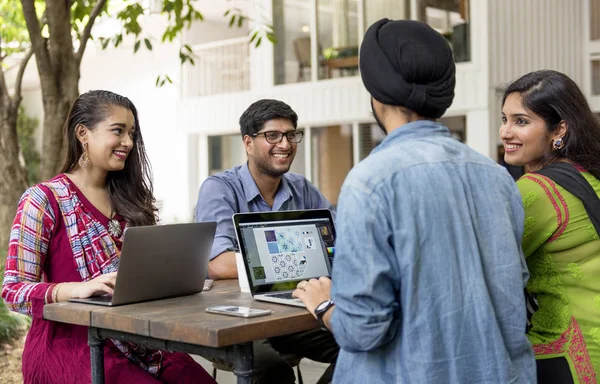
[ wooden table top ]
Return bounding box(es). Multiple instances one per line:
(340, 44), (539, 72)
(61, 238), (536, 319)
(43, 280), (318, 348)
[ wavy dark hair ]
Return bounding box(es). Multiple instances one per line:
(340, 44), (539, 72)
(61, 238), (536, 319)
(502, 70), (600, 180)
(60, 90), (157, 226)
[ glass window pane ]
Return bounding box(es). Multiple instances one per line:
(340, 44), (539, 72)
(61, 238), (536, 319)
(289, 132), (307, 176)
(592, 0), (600, 41)
(593, 60), (600, 95)
(208, 134), (246, 175)
(311, 125), (353, 205)
(358, 123), (386, 161)
(273, 0), (312, 84)
(417, 0), (470, 63)
(365, 0), (410, 27)
(439, 115), (466, 143)
(319, 0), (359, 80)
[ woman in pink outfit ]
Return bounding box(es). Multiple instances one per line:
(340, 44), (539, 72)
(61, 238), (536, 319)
(1, 90), (215, 384)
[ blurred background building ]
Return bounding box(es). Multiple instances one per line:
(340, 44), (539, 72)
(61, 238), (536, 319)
(13, 0), (600, 222)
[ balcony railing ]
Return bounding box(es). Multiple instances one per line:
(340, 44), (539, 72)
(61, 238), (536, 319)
(183, 37), (250, 97)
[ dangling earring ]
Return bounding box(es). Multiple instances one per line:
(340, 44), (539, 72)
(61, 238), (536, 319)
(78, 142), (91, 168)
(552, 137), (565, 150)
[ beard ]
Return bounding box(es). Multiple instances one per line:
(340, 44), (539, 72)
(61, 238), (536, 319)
(253, 155), (293, 178)
(371, 99), (388, 137)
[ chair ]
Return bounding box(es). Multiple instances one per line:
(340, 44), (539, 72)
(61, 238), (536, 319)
(212, 353), (304, 383)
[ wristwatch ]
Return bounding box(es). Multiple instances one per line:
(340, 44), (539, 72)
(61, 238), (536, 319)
(314, 299), (335, 331)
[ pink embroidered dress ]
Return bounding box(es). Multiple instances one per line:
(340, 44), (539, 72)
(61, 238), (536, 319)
(1, 174), (214, 384)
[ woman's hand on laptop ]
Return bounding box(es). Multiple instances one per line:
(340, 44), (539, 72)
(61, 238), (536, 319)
(57, 272), (118, 301)
(292, 277), (332, 316)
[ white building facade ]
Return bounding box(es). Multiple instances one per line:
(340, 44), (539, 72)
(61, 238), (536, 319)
(13, 0), (600, 222)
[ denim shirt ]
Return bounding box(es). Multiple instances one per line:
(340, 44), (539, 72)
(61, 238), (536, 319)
(195, 163), (334, 260)
(329, 121), (536, 383)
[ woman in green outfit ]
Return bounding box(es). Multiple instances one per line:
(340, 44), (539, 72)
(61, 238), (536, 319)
(500, 70), (600, 383)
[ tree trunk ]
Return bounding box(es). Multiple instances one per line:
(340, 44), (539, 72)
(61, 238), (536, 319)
(0, 103), (29, 257)
(40, 94), (77, 180)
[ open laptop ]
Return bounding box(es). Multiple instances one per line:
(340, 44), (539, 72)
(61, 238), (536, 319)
(70, 222), (216, 306)
(233, 209), (335, 307)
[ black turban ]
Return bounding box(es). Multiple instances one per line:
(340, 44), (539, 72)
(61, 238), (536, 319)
(359, 19), (456, 119)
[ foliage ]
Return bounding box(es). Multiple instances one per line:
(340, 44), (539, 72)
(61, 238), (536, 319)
(0, 1), (30, 57)
(17, 107), (41, 186)
(96, 0), (275, 86)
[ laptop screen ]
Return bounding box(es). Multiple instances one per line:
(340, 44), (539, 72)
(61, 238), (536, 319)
(234, 210), (335, 293)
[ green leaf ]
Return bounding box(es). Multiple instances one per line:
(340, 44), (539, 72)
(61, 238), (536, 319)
(165, 75), (173, 84)
(144, 38), (153, 51)
(250, 31), (259, 43)
(229, 15), (235, 28)
(266, 32), (277, 44)
(134, 40), (141, 53)
(155, 76), (161, 86)
(256, 36), (262, 48)
(224, 9), (230, 16)
(183, 44), (193, 54)
(237, 15), (244, 28)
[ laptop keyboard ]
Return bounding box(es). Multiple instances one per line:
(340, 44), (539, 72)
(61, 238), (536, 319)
(265, 292), (295, 300)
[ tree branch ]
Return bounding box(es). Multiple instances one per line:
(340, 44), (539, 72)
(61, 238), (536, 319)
(14, 48), (35, 103)
(0, 66), (9, 101)
(20, 0), (52, 82)
(76, 0), (107, 64)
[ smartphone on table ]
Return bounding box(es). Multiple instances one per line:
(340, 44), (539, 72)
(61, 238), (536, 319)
(206, 305), (272, 318)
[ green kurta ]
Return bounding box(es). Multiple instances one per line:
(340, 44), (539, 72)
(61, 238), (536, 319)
(517, 170), (600, 383)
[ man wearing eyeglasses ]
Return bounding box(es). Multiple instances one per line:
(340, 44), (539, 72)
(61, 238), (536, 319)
(195, 99), (338, 384)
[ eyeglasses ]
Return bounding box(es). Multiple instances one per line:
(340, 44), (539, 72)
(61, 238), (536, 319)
(251, 130), (304, 144)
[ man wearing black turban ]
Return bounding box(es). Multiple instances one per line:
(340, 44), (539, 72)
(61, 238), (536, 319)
(293, 19), (536, 384)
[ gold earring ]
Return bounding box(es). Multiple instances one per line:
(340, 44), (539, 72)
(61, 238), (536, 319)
(78, 142), (91, 168)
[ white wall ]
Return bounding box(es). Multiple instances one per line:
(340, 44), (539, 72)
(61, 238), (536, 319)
(80, 14), (191, 223)
(488, 0), (586, 151)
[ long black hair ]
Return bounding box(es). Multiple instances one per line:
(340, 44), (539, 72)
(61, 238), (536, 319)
(502, 70), (600, 180)
(60, 90), (157, 226)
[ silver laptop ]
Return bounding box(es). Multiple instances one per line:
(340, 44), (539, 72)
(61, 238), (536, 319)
(233, 209), (335, 307)
(70, 222), (216, 306)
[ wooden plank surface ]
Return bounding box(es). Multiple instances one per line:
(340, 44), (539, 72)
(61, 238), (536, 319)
(43, 280), (318, 348)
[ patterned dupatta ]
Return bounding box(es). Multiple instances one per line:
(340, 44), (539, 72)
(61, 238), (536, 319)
(43, 176), (163, 376)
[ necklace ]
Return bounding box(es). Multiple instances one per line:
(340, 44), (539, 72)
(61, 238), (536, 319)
(107, 211), (122, 238)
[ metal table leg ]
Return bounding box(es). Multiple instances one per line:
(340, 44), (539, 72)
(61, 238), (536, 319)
(232, 342), (254, 384)
(88, 327), (105, 384)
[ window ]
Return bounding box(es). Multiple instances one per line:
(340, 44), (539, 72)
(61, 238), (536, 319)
(273, 0), (360, 84)
(311, 125), (353, 204)
(318, 0), (360, 80)
(208, 134), (246, 175)
(417, 0), (470, 63)
(592, 60), (600, 95)
(591, 0), (600, 41)
(358, 123), (386, 161)
(273, 0), (312, 84)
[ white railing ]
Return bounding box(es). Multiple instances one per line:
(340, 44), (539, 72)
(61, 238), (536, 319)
(184, 37), (250, 97)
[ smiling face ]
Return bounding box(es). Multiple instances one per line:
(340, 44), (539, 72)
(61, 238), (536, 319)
(499, 92), (557, 170)
(78, 106), (136, 172)
(244, 118), (297, 178)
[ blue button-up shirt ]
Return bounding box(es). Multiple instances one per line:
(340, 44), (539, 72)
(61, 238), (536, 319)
(330, 121), (536, 383)
(195, 163), (334, 260)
